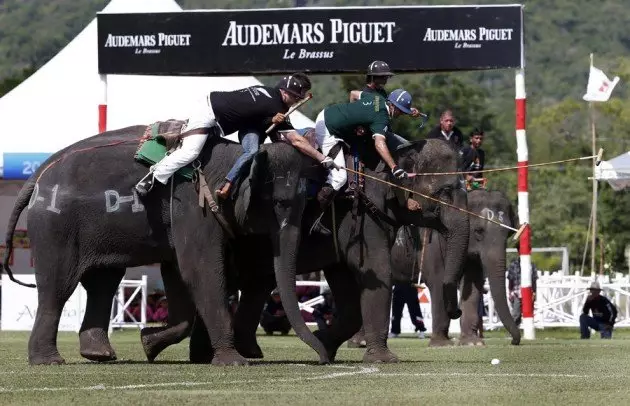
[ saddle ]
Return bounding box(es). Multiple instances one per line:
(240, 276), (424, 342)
(134, 119), (193, 180)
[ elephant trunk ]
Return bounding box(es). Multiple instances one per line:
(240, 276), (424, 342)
(442, 188), (469, 319)
(273, 224), (330, 364)
(484, 253), (521, 345)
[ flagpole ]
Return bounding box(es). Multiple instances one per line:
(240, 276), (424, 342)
(589, 53), (599, 277)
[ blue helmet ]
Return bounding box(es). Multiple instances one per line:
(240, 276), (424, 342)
(387, 89), (413, 114)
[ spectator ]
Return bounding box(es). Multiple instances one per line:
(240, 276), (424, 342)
(461, 128), (486, 187)
(507, 252), (538, 326)
(260, 290), (291, 335)
(313, 289), (336, 331)
(426, 110), (464, 150)
(580, 281), (617, 339)
(389, 282), (427, 338)
(153, 296), (169, 323)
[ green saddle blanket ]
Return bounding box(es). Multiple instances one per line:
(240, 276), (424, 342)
(134, 120), (194, 180)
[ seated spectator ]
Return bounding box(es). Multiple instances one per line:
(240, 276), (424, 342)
(260, 290), (291, 335)
(426, 110), (464, 150)
(153, 296), (169, 323)
(461, 128), (486, 187)
(313, 289), (336, 331)
(580, 281), (617, 339)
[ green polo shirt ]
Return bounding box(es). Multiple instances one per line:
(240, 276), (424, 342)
(324, 95), (390, 142)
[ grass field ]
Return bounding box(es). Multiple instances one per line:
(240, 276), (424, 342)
(1, 328), (629, 405)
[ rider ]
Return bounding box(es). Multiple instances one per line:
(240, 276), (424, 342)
(310, 88), (415, 234)
(349, 60), (423, 150)
(134, 73), (312, 197)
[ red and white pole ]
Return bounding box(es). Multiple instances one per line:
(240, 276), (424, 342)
(98, 74), (108, 133)
(515, 68), (534, 339)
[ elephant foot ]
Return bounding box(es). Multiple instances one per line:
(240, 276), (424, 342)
(429, 337), (454, 347)
(79, 328), (117, 362)
(363, 347), (399, 363)
(236, 341), (264, 359)
(140, 326), (170, 362)
(458, 336), (486, 347)
(211, 349), (249, 366)
(29, 352), (66, 366)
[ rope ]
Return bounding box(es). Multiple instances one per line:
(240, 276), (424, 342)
(35, 138), (144, 182)
(416, 228), (428, 286)
(409, 153), (601, 177)
(332, 201), (340, 263)
(343, 166), (522, 233)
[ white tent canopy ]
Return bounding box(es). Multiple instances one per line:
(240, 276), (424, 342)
(594, 151), (630, 191)
(0, 0), (315, 171)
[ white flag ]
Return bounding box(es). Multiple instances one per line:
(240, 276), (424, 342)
(583, 65), (620, 102)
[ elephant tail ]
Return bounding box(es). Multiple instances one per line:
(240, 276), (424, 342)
(3, 178), (37, 288)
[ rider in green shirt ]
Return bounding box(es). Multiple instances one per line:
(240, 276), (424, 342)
(310, 88), (414, 234)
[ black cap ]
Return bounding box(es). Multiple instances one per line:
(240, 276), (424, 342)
(275, 73), (310, 98)
(367, 60), (394, 77)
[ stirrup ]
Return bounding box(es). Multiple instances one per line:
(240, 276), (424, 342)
(135, 170), (155, 196)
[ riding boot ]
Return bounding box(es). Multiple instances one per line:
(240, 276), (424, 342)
(310, 184), (336, 236)
(135, 170), (155, 196)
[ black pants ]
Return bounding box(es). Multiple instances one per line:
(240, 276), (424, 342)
(391, 283), (426, 334)
(260, 312), (291, 333)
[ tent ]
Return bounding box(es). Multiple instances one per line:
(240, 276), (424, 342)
(0, 0), (315, 172)
(594, 151), (630, 191)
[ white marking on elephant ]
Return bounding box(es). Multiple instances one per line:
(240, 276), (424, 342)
(395, 228), (405, 246)
(279, 218), (288, 230)
(27, 183), (61, 214)
(481, 208), (505, 224)
(297, 177), (307, 194)
(45, 184), (61, 214)
(27, 183), (40, 209)
(480, 208), (495, 221)
(105, 190), (145, 213)
(285, 171), (292, 187)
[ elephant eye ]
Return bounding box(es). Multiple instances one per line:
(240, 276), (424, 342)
(474, 227), (485, 240)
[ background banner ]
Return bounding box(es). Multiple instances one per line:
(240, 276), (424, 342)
(97, 5), (523, 75)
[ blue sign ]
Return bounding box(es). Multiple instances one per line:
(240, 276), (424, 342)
(2, 153), (52, 180)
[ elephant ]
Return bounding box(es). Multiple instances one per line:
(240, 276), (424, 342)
(142, 138), (470, 364)
(2, 123), (332, 365)
(391, 188), (521, 347)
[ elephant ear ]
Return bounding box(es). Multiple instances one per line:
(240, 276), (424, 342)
(391, 226), (420, 283)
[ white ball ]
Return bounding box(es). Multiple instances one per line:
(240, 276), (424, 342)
(491, 358), (500, 365)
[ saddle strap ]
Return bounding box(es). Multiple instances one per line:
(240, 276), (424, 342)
(195, 168), (236, 240)
(357, 189), (398, 228)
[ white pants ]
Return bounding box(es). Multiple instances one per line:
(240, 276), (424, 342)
(152, 94), (220, 185)
(315, 110), (347, 191)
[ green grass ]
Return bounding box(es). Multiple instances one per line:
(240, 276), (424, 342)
(1, 329), (630, 405)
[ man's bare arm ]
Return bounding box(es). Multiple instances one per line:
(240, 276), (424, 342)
(349, 90), (362, 102)
(283, 131), (326, 162)
(373, 135), (397, 170)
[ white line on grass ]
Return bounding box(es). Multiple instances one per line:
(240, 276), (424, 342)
(0, 365), (378, 393)
(374, 372), (592, 378)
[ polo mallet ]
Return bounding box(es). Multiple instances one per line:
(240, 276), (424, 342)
(417, 112), (429, 130)
(596, 148), (604, 166)
(265, 92), (314, 134)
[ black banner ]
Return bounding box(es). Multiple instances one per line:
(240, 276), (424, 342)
(97, 5), (523, 75)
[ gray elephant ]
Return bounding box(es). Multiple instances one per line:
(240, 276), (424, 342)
(391, 188), (521, 346)
(143, 138), (470, 364)
(2, 123), (331, 365)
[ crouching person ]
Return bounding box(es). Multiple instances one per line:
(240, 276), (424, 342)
(580, 281), (617, 339)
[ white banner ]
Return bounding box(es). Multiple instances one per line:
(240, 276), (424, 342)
(1, 274), (87, 332)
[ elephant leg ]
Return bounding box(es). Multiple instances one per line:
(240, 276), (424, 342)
(313, 265), (362, 362)
(189, 311), (214, 364)
(174, 233), (247, 366)
(458, 264), (485, 346)
(28, 263), (83, 365)
(233, 275), (275, 359)
(79, 267), (126, 362)
(142, 261), (195, 362)
(426, 277), (454, 347)
(358, 266), (399, 363)
(347, 325), (366, 348)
